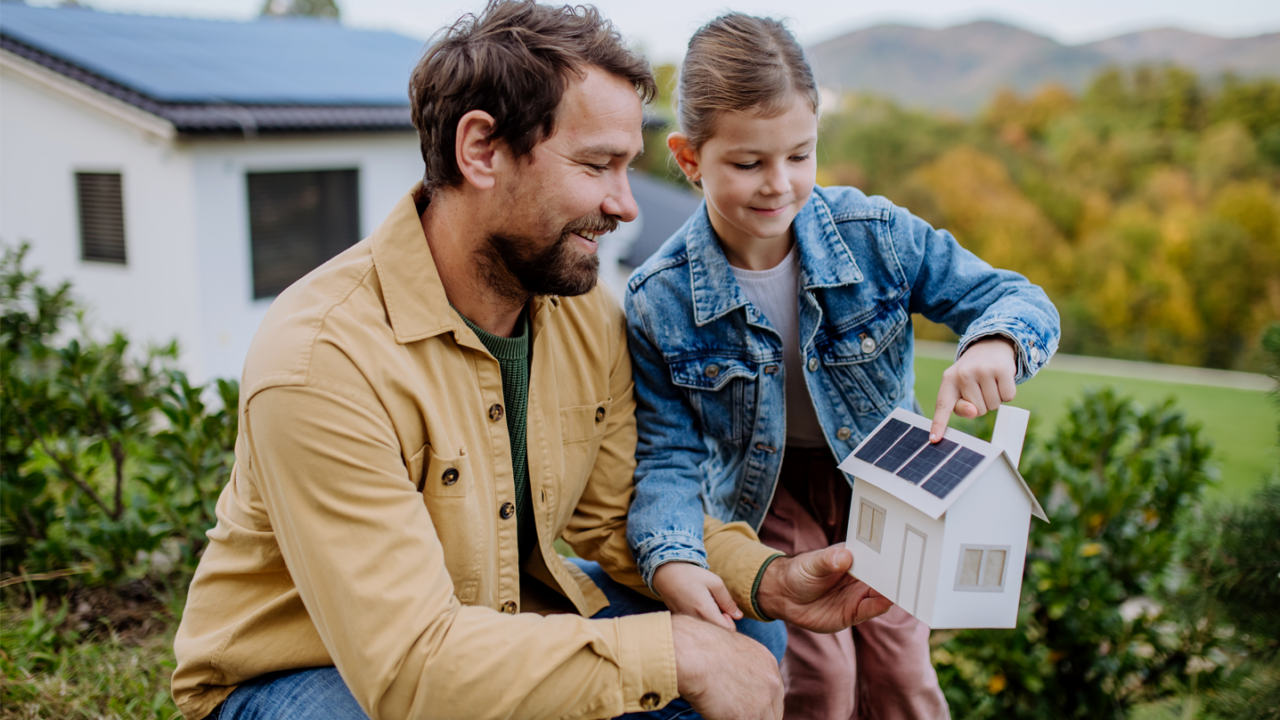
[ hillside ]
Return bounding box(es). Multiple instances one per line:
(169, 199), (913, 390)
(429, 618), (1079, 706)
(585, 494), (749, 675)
(807, 20), (1280, 114)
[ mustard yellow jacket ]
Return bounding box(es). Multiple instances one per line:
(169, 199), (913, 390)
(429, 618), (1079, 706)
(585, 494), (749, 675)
(171, 187), (779, 720)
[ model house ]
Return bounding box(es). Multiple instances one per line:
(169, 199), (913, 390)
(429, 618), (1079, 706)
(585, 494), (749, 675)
(0, 3), (695, 382)
(837, 405), (1047, 629)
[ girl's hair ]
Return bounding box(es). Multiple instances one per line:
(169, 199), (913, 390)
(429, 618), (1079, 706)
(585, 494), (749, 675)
(676, 13), (819, 150)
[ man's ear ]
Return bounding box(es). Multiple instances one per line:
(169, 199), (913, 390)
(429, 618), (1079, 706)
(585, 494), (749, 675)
(456, 110), (500, 190)
(668, 132), (701, 184)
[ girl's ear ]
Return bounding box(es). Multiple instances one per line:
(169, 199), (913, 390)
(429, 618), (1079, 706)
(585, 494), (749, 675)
(667, 132), (701, 184)
(456, 109), (500, 190)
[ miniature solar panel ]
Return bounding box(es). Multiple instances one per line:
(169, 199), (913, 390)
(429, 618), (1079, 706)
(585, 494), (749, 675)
(853, 418), (910, 463)
(897, 438), (958, 484)
(874, 427), (931, 472)
(0, 4), (424, 105)
(920, 447), (985, 498)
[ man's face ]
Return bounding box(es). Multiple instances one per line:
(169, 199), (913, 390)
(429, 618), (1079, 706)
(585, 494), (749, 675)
(481, 66), (644, 299)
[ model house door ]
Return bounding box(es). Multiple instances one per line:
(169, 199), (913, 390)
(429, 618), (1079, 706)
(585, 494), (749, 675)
(897, 526), (927, 615)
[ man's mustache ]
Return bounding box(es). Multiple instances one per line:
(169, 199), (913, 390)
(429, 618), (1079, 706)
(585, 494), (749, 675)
(562, 213), (620, 238)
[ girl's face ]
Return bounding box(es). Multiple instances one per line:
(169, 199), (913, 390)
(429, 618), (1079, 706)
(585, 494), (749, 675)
(670, 94), (818, 264)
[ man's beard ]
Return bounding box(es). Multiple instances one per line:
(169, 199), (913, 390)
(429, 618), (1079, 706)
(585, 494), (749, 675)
(479, 213), (618, 301)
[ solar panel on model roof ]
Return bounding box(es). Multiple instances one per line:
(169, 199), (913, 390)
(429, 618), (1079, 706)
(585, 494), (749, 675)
(850, 417), (991, 499)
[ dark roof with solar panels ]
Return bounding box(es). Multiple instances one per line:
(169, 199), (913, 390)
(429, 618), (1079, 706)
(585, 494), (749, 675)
(838, 408), (1047, 521)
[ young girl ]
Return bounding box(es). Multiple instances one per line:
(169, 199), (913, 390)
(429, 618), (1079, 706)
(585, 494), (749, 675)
(624, 14), (1060, 720)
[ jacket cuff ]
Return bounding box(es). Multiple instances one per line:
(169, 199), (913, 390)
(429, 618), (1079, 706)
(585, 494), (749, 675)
(633, 532), (708, 591)
(613, 611), (679, 714)
(957, 317), (1057, 384)
(704, 520), (787, 622)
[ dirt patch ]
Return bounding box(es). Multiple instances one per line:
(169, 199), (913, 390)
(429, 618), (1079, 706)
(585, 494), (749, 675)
(60, 581), (170, 643)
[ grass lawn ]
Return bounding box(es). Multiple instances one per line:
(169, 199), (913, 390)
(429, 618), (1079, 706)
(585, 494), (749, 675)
(914, 356), (1277, 500)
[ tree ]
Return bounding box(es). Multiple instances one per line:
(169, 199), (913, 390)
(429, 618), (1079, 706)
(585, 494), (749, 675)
(260, 0), (339, 19)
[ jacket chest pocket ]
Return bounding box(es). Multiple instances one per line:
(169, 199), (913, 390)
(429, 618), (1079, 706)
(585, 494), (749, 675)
(407, 444), (479, 603)
(816, 304), (908, 414)
(559, 399), (611, 496)
(668, 356), (759, 444)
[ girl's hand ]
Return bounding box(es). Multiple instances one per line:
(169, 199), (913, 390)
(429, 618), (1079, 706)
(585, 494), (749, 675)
(652, 562), (743, 630)
(930, 336), (1017, 442)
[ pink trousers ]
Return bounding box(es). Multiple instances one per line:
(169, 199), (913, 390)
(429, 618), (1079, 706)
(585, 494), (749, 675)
(757, 448), (950, 720)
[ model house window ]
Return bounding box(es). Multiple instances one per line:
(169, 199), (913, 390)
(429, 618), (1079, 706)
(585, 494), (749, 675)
(955, 545), (1009, 592)
(247, 169), (360, 299)
(855, 497), (886, 553)
(76, 172), (126, 264)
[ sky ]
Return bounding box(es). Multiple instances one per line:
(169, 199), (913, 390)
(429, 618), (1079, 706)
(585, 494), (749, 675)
(20, 0), (1280, 64)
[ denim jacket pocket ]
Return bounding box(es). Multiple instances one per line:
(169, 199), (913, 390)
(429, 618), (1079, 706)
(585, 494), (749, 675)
(668, 355), (759, 444)
(816, 304), (909, 414)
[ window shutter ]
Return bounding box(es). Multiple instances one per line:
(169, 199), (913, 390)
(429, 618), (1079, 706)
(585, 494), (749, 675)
(76, 172), (126, 264)
(247, 169), (360, 299)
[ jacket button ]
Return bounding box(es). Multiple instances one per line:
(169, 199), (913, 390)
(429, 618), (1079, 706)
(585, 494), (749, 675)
(807, 357), (819, 372)
(595, 407), (606, 423)
(501, 601), (517, 614)
(860, 336), (876, 354)
(837, 427), (853, 441)
(640, 692), (661, 710)
(442, 468), (459, 486)
(1030, 346), (1041, 364)
(499, 501), (515, 519)
(489, 403), (504, 422)
(704, 364), (720, 378)
(763, 364), (779, 374)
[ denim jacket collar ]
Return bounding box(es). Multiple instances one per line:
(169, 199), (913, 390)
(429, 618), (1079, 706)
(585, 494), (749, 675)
(686, 188), (864, 327)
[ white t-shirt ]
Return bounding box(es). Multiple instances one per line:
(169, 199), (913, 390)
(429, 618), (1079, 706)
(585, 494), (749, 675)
(730, 245), (826, 448)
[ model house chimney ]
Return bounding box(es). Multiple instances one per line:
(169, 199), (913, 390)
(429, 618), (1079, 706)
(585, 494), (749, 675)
(991, 405), (1030, 469)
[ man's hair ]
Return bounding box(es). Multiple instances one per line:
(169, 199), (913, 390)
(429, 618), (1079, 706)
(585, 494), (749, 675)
(410, 0), (656, 195)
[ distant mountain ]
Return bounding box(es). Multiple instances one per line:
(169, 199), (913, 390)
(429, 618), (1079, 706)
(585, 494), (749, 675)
(807, 20), (1280, 114)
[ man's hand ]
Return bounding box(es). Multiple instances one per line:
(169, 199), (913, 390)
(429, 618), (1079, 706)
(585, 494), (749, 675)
(755, 544), (893, 633)
(653, 562), (742, 630)
(931, 336), (1017, 442)
(671, 614), (784, 720)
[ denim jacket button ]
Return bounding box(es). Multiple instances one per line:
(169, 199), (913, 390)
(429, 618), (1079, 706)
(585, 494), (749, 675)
(704, 364), (720, 378)
(807, 357), (819, 372)
(860, 336), (876, 354)
(836, 427), (852, 441)
(1030, 346), (1041, 364)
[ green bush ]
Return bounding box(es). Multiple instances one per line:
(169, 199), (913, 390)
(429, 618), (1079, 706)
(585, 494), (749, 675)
(0, 242), (236, 587)
(934, 387), (1215, 718)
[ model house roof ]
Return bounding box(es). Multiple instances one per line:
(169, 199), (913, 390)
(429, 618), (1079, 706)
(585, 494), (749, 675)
(0, 2), (423, 134)
(839, 407), (1048, 522)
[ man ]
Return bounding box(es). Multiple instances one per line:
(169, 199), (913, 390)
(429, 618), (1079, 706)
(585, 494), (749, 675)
(172, 3), (891, 719)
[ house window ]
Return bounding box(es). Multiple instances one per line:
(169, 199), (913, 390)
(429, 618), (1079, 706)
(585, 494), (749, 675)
(76, 172), (126, 264)
(855, 497), (886, 553)
(954, 545), (1010, 592)
(247, 169), (360, 299)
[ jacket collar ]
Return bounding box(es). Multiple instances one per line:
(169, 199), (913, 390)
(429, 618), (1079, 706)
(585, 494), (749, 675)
(686, 188), (863, 326)
(370, 184), (556, 346)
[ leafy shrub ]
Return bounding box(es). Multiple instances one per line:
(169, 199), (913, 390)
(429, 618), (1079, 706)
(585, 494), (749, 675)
(934, 387), (1215, 718)
(0, 242), (236, 587)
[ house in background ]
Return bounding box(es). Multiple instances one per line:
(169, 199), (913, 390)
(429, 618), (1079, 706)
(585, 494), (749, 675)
(1, 3), (700, 382)
(837, 405), (1048, 629)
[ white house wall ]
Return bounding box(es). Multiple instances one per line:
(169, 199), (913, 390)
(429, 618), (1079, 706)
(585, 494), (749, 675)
(0, 62), (202, 370)
(932, 465), (1033, 629)
(185, 133), (421, 382)
(848, 480), (945, 625)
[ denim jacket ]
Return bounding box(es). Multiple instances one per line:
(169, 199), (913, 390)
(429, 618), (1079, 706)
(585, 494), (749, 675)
(623, 185), (1060, 588)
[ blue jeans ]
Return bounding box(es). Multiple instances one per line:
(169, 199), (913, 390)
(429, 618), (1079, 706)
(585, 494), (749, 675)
(214, 559), (787, 720)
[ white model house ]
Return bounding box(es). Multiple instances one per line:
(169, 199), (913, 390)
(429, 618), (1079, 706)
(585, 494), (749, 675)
(0, 4), (695, 383)
(837, 406), (1047, 629)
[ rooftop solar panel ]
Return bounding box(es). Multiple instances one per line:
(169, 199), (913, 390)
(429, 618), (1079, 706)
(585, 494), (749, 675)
(920, 447), (985, 498)
(0, 5), (425, 105)
(897, 438), (958, 484)
(853, 418), (910, 463)
(874, 427), (930, 473)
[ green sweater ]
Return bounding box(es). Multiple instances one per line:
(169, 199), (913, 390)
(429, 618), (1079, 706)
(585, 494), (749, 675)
(457, 310), (536, 562)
